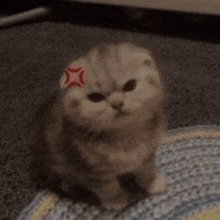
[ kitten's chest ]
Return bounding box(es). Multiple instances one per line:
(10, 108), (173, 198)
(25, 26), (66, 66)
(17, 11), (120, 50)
(91, 141), (151, 173)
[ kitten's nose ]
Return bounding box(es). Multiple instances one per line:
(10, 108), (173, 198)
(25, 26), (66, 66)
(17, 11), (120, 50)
(111, 101), (124, 110)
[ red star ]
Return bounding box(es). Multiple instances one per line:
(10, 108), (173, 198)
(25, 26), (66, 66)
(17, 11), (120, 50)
(64, 66), (85, 88)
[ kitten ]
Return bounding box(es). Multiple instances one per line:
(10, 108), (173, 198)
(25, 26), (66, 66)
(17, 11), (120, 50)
(29, 42), (166, 211)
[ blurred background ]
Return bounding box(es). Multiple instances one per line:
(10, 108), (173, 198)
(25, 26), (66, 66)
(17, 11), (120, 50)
(0, 0), (220, 43)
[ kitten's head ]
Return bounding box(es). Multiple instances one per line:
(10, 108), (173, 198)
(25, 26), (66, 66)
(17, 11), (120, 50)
(60, 43), (164, 132)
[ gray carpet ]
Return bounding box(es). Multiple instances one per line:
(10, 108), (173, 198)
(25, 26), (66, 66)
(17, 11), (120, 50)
(1, 12), (220, 220)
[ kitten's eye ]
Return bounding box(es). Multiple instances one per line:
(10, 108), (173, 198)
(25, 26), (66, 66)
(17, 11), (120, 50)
(87, 93), (105, 102)
(123, 79), (136, 92)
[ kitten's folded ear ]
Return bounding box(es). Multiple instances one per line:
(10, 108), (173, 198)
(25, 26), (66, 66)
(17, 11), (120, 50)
(134, 49), (155, 68)
(124, 43), (156, 68)
(137, 50), (163, 89)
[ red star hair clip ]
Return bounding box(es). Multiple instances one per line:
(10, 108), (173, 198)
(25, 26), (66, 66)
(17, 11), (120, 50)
(61, 66), (85, 89)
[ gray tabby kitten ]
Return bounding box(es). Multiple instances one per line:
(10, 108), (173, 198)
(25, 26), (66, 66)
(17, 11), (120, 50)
(30, 42), (166, 211)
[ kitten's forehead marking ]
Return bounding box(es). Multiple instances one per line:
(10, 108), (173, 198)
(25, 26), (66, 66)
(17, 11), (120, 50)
(88, 44), (131, 89)
(120, 44), (153, 66)
(83, 46), (117, 94)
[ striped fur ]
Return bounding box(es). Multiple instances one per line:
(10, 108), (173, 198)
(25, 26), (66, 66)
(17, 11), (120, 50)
(29, 43), (166, 210)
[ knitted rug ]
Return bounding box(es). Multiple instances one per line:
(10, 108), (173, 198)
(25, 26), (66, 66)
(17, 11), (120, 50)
(18, 125), (220, 220)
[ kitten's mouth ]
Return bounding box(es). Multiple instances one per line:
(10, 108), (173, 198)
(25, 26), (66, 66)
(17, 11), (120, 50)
(115, 110), (129, 119)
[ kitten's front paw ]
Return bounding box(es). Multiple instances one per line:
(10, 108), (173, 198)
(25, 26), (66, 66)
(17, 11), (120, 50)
(101, 189), (128, 211)
(147, 174), (166, 195)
